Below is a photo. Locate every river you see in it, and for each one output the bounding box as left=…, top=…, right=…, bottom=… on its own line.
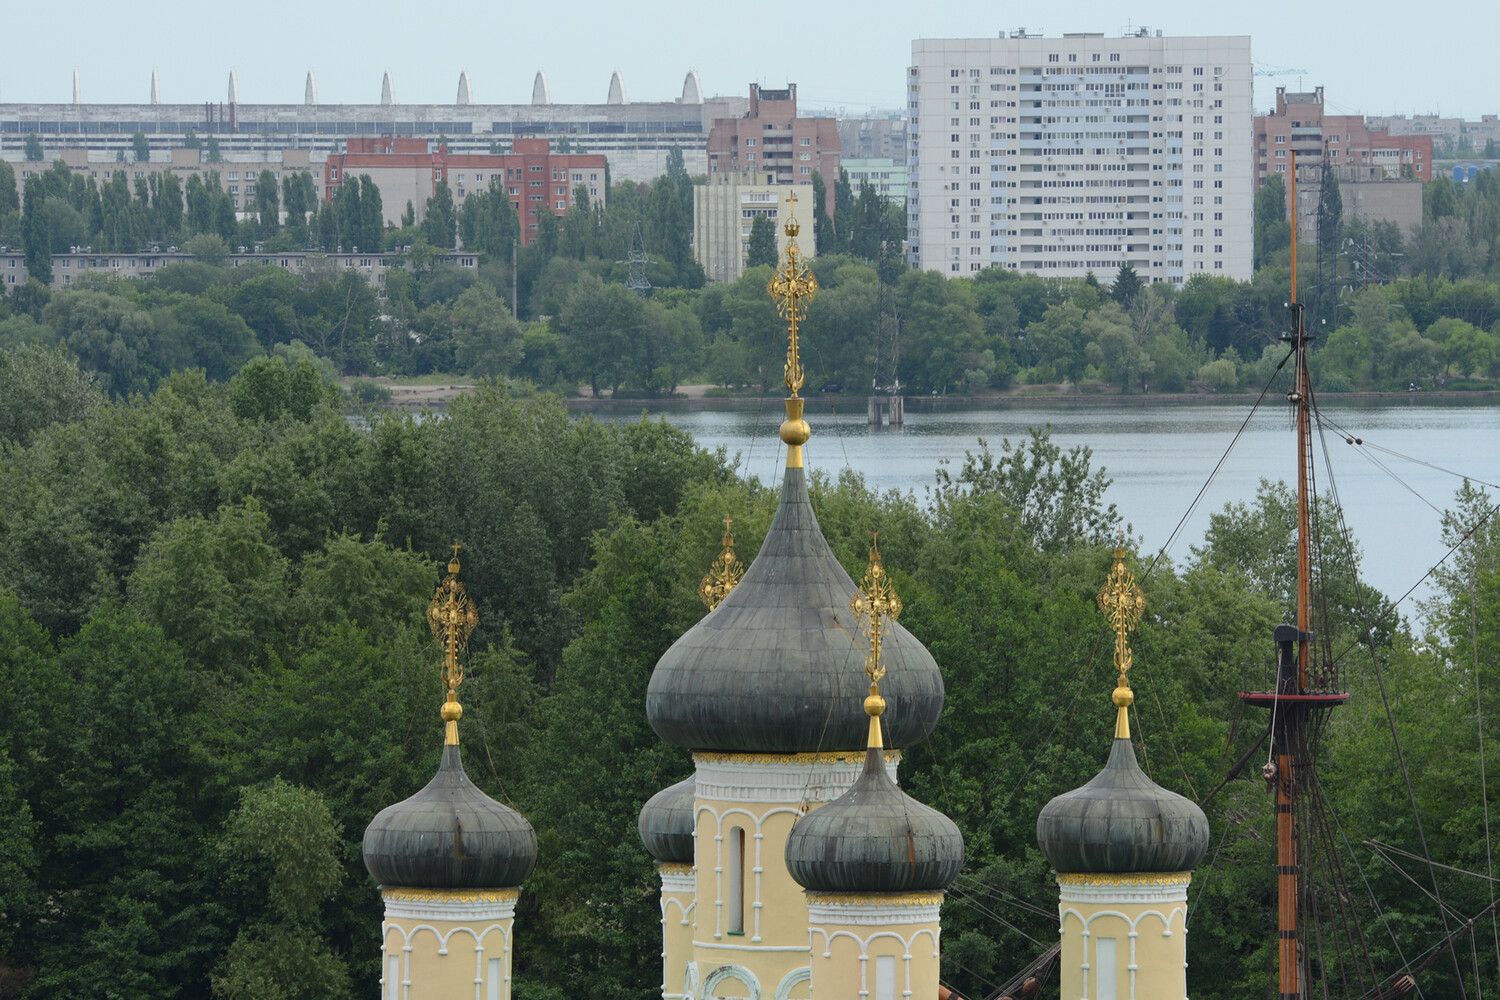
left=592, top=397, right=1500, bottom=618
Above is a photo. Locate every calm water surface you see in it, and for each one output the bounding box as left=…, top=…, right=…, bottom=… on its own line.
left=598, top=398, right=1500, bottom=615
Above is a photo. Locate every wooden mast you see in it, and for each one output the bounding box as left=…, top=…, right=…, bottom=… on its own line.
left=1240, top=150, right=1348, bottom=1000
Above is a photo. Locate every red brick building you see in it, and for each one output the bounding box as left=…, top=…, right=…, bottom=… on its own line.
left=325, top=137, right=606, bottom=244
left=706, top=84, right=841, bottom=217
left=1254, top=87, right=1433, bottom=188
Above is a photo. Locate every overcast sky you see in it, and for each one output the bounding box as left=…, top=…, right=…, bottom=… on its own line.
left=2, top=0, right=1489, bottom=120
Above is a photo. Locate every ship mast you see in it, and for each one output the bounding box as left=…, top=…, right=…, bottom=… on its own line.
left=1240, top=151, right=1349, bottom=1000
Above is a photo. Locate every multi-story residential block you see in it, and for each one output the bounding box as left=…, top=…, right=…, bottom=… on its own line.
left=907, top=30, right=1253, bottom=283
left=841, top=157, right=906, bottom=206
left=325, top=137, right=606, bottom=243
left=1255, top=87, right=1431, bottom=241
left=0, top=70, right=746, bottom=184
left=1364, top=113, right=1500, bottom=151
left=692, top=170, right=816, bottom=283
left=706, top=84, right=841, bottom=218
left=836, top=115, right=907, bottom=164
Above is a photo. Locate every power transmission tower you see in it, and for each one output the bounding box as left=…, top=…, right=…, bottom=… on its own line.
left=619, top=221, right=653, bottom=299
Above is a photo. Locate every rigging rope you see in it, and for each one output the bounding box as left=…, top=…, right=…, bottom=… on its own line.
left=1309, top=391, right=1471, bottom=998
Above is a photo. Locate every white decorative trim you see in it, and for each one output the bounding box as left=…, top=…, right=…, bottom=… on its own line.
left=809, top=926, right=940, bottom=960
left=383, top=894, right=517, bottom=922
left=808, top=898, right=942, bottom=927
left=693, top=754, right=900, bottom=804
left=702, top=963, right=762, bottom=1000
left=1057, top=879, right=1189, bottom=905
left=774, top=967, right=812, bottom=1000
left=380, top=921, right=513, bottom=1000
left=694, top=941, right=812, bottom=953
left=684, top=962, right=700, bottom=1000
left=661, top=868, right=697, bottom=894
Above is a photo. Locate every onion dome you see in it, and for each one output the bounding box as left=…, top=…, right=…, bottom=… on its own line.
left=786, top=736, right=963, bottom=892
left=1036, top=736, right=1208, bottom=874
left=646, top=228, right=943, bottom=753
left=1036, top=546, right=1208, bottom=874
left=638, top=776, right=695, bottom=864
left=364, top=744, right=537, bottom=888
left=362, top=546, right=537, bottom=889
left=786, top=540, right=963, bottom=892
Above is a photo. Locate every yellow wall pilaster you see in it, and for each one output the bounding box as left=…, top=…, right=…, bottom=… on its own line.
left=378, top=887, right=519, bottom=1000
left=1054, top=873, right=1191, bottom=1000
left=659, top=862, right=697, bottom=1000
left=806, top=893, right=943, bottom=1000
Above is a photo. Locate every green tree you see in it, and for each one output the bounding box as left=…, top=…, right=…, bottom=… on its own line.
left=24, top=133, right=43, bottom=162
left=21, top=175, right=51, bottom=285
left=421, top=178, right=456, bottom=249
left=255, top=169, right=279, bottom=238
left=131, top=131, right=150, bottom=163
left=746, top=214, right=778, bottom=269
left=1110, top=263, right=1143, bottom=306
left=0, top=161, right=18, bottom=216
left=1254, top=174, right=1291, bottom=269
left=0, top=343, right=101, bottom=445
left=211, top=779, right=352, bottom=1000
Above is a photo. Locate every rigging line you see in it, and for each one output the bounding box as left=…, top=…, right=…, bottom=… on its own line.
left=1309, top=768, right=1377, bottom=998
left=801, top=321, right=854, bottom=476
left=1367, top=842, right=1470, bottom=923
left=1324, top=795, right=1425, bottom=1000
left=1323, top=422, right=1447, bottom=517
left=949, top=874, right=1064, bottom=920
left=1312, top=399, right=1470, bottom=998
left=1199, top=723, right=1272, bottom=808
left=1467, top=550, right=1500, bottom=979
left=1139, top=347, right=1292, bottom=583
left=945, top=886, right=1049, bottom=948
left=1184, top=805, right=1235, bottom=927
left=1132, top=637, right=1198, bottom=798
left=958, top=627, right=1106, bottom=828
left=1316, top=415, right=1500, bottom=494
left=1327, top=497, right=1500, bottom=666
left=1363, top=840, right=1500, bottom=885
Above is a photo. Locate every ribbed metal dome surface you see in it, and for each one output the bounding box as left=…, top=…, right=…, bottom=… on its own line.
left=1036, top=737, right=1209, bottom=874
left=785, top=745, right=964, bottom=893
left=363, top=745, right=537, bottom=889
left=646, top=465, right=944, bottom=753
left=637, top=776, right=695, bottom=864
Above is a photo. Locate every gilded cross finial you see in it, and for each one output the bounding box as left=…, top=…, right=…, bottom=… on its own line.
left=1097, top=535, right=1144, bottom=739
left=698, top=516, right=745, bottom=611
left=428, top=541, right=479, bottom=745
left=850, top=533, right=902, bottom=749
left=769, top=190, right=817, bottom=468
left=768, top=191, right=817, bottom=399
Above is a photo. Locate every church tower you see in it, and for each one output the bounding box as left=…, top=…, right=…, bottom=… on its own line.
left=363, top=548, right=537, bottom=1000
left=640, top=199, right=947, bottom=1000
left=1036, top=547, right=1210, bottom=1000
left=785, top=539, right=964, bottom=1000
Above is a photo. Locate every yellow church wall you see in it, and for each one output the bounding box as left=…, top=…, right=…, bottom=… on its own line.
left=686, top=752, right=901, bottom=1000
left=806, top=894, right=942, bottom=1000
left=379, top=888, right=519, bottom=1000
left=1054, top=873, right=1191, bottom=1000
left=659, top=862, right=697, bottom=1000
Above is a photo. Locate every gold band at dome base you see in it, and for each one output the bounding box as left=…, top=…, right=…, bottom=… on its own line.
left=1055, top=872, right=1191, bottom=887
left=694, top=749, right=902, bottom=766
left=806, top=892, right=945, bottom=907
left=381, top=886, right=520, bottom=904
left=657, top=862, right=694, bottom=876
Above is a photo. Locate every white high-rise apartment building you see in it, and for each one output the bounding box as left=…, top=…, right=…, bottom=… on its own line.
left=907, top=31, right=1252, bottom=283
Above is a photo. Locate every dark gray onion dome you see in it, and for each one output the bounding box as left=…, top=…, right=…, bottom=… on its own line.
left=364, top=745, right=537, bottom=889
left=785, top=745, right=964, bottom=893
left=638, top=776, right=695, bottom=864
left=1036, top=737, right=1209, bottom=874
left=646, top=465, right=944, bottom=753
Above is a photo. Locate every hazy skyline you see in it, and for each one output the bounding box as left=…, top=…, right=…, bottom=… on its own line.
left=2, top=0, right=1490, bottom=120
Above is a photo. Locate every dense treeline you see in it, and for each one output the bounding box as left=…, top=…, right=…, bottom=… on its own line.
left=0, top=356, right=1496, bottom=998
left=4, top=158, right=1500, bottom=396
